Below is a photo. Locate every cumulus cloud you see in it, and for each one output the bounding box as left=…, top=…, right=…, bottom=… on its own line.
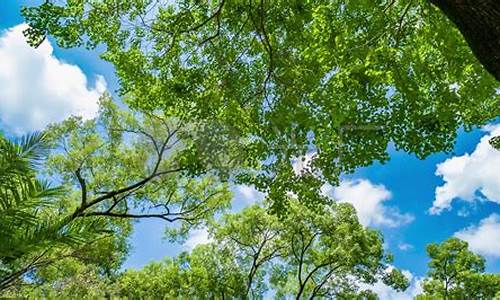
left=184, top=227, right=211, bottom=250
left=430, top=124, right=500, bottom=215
left=455, top=214, right=500, bottom=258
left=0, top=24, right=105, bottom=134
left=292, top=153, right=413, bottom=228
left=323, top=179, right=414, bottom=228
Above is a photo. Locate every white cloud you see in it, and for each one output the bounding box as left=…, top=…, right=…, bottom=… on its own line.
left=293, top=153, right=413, bottom=228
left=455, top=214, right=500, bottom=258
left=398, top=243, right=414, bottom=251
left=430, top=124, right=500, bottom=215
left=184, top=227, right=211, bottom=250
left=0, top=24, right=105, bottom=134
left=364, top=270, right=423, bottom=300
left=324, top=179, right=414, bottom=228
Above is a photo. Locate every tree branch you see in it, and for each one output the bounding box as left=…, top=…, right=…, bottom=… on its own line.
left=75, top=168, right=87, bottom=206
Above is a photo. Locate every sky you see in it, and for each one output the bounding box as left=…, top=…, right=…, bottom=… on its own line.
left=1, top=2, right=499, bottom=299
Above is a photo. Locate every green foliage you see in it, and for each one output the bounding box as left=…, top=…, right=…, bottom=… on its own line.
left=22, top=0, right=500, bottom=212
left=0, top=132, right=119, bottom=292
left=12, top=1, right=500, bottom=298
left=116, top=258, right=187, bottom=298
left=0, top=132, right=61, bottom=260
left=43, top=95, right=232, bottom=236
left=7, top=258, right=115, bottom=299
left=211, top=204, right=281, bottom=298
left=1, top=96, right=236, bottom=294
left=19, top=197, right=408, bottom=298
left=114, top=244, right=249, bottom=299
left=112, top=197, right=409, bottom=299
left=269, top=198, right=408, bottom=298
left=419, top=237, right=500, bottom=299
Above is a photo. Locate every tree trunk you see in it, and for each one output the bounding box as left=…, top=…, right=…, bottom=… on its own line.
left=430, top=0, right=500, bottom=81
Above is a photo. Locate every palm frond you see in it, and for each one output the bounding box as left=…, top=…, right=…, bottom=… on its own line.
left=15, top=131, right=50, bottom=166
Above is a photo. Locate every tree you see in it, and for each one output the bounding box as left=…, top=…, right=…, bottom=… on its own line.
left=268, top=198, right=408, bottom=299
left=211, top=204, right=282, bottom=298
left=21, top=0, right=500, bottom=211
left=1, top=95, right=238, bottom=293
left=0, top=132, right=60, bottom=263
left=0, top=132, right=119, bottom=292
left=418, top=237, right=500, bottom=299
left=112, top=243, right=249, bottom=299
left=5, top=258, right=115, bottom=299
left=43, top=95, right=232, bottom=232
left=428, top=1, right=500, bottom=150
left=18, top=196, right=409, bottom=298
left=84, top=197, right=408, bottom=299
left=429, top=0, right=500, bottom=81
left=115, top=256, right=188, bottom=298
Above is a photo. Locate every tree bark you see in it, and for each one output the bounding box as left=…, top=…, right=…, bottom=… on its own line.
left=430, top=0, right=500, bottom=81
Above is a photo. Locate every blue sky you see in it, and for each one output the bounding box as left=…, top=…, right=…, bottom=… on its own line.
left=1, top=2, right=499, bottom=298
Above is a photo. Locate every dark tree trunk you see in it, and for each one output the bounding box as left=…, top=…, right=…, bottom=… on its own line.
left=430, top=0, right=500, bottom=81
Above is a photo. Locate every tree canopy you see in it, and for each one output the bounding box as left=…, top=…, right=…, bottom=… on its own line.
left=8, top=197, right=410, bottom=299
left=1, top=0, right=499, bottom=298
left=0, top=97, right=235, bottom=291
left=0, top=132, right=125, bottom=291
left=44, top=95, right=232, bottom=230
left=21, top=0, right=500, bottom=212
left=417, top=237, right=500, bottom=299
